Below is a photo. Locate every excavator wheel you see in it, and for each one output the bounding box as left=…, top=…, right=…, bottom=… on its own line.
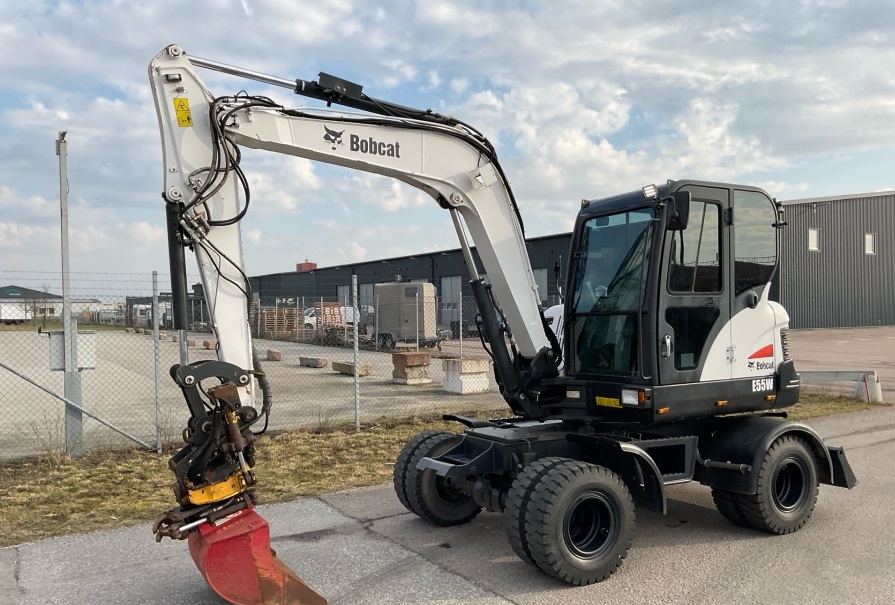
left=515, top=459, right=635, bottom=585
left=188, top=505, right=327, bottom=605
left=712, top=435, right=819, bottom=535
left=393, top=431, right=481, bottom=526
left=504, top=457, right=570, bottom=565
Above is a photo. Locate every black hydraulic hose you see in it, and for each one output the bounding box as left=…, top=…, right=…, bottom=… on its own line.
left=470, top=278, right=519, bottom=396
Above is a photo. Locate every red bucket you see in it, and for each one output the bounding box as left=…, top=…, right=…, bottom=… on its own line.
left=188, top=506, right=327, bottom=605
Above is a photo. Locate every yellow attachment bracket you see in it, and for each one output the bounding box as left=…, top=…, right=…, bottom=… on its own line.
left=186, top=472, right=250, bottom=506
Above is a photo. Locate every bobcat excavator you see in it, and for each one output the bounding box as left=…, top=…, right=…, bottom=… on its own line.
left=148, top=44, right=856, bottom=605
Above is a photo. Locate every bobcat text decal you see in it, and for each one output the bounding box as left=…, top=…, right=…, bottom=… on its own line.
left=747, top=343, right=775, bottom=372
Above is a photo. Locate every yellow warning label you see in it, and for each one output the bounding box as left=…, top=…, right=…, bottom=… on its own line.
left=596, top=396, right=621, bottom=408
left=173, top=97, right=192, bottom=127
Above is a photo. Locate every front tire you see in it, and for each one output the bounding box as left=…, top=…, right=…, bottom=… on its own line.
left=518, top=459, right=635, bottom=585
left=714, top=435, right=819, bottom=535
left=393, top=431, right=481, bottom=526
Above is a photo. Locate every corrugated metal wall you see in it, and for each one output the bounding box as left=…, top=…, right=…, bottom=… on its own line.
left=779, top=193, right=895, bottom=328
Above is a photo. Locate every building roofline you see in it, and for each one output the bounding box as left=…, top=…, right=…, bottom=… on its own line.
left=781, top=190, right=895, bottom=206
left=251, top=231, right=574, bottom=280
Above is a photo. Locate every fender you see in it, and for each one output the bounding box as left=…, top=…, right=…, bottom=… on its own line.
left=698, top=415, right=855, bottom=494
left=617, top=442, right=667, bottom=514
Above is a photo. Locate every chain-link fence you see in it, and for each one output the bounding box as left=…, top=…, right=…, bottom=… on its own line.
left=0, top=274, right=515, bottom=461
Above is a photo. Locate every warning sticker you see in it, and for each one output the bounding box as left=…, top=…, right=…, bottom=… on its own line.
left=173, top=97, right=192, bottom=127
left=595, top=396, right=621, bottom=408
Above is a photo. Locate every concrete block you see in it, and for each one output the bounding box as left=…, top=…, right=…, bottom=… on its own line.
left=393, top=364, right=431, bottom=385
left=300, top=356, right=329, bottom=368
left=442, top=358, right=490, bottom=375
left=392, top=351, right=431, bottom=372
left=332, top=360, right=372, bottom=377
left=442, top=358, right=491, bottom=394
left=203, top=339, right=216, bottom=350
left=136, top=328, right=144, bottom=334
left=125, top=328, right=134, bottom=333
left=392, top=351, right=431, bottom=384
left=443, top=371, right=491, bottom=394
left=171, top=334, right=179, bottom=342
left=186, top=339, right=197, bottom=347
left=267, top=349, right=282, bottom=362
left=158, top=333, right=168, bottom=341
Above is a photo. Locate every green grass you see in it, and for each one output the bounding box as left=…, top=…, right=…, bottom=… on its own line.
left=0, top=394, right=885, bottom=547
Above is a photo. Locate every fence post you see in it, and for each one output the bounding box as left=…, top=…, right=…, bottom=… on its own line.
left=153, top=271, right=162, bottom=453
left=352, top=275, right=360, bottom=431
left=58, top=131, right=83, bottom=457
left=416, top=291, right=420, bottom=351
left=374, top=294, right=380, bottom=351
left=459, top=294, right=464, bottom=359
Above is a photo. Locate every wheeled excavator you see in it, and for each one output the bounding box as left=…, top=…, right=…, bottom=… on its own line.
left=149, top=44, right=856, bottom=605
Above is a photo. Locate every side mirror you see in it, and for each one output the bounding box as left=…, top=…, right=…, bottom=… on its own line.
left=666, top=190, right=690, bottom=231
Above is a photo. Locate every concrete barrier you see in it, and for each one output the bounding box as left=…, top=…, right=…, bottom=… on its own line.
left=186, top=339, right=197, bottom=347
left=267, top=349, right=282, bottom=361
left=202, top=340, right=216, bottom=350
left=299, top=356, right=328, bottom=368
left=332, top=360, right=372, bottom=377
left=392, top=351, right=431, bottom=385
left=800, top=370, right=883, bottom=402
left=442, top=358, right=491, bottom=394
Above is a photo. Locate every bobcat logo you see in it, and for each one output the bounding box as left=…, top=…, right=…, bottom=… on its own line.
left=747, top=360, right=755, bottom=369
left=323, top=126, right=344, bottom=150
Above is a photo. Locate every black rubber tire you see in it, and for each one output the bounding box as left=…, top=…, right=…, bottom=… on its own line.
left=393, top=430, right=444, bottom=514
left=504, top=457, right=569, bottom=565
left=379, top=334, right=395, bottom=349
left=522, top=460, right=635, bottom=585
left=711, top=488, right=752, bottom=528
left=394, top=431, right=481, bottom=526
left=717, top=435, right=819, bottom=535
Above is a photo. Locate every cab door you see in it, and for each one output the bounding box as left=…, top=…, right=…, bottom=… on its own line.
left=657, top=184, right=731, bottom=385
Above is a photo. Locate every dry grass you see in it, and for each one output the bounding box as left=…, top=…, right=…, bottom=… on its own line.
left=0, top=394, right=885, bottom=547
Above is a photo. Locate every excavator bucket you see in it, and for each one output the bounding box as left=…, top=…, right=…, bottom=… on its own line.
left=188, top=506, right=327, bottom=605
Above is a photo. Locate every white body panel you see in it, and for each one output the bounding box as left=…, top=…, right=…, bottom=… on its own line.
left=699, top=288, right=788, bottom=382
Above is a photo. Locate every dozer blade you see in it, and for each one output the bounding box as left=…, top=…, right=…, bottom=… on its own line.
left=188, top=506, right=327, bottom=605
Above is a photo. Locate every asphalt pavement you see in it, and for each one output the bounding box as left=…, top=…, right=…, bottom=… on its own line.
left=3, top=404, right=894, bottom=605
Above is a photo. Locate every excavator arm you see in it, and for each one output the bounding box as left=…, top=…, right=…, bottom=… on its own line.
left=147, top=44, right=560, bottom=605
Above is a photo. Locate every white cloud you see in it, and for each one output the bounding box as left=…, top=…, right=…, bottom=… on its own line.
left=1, top=0, right=894, bottom=288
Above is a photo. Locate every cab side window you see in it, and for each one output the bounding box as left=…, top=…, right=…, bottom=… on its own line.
left=733, top=190, right=777, bottom=294
left=668, top=201, right=721, bottom=293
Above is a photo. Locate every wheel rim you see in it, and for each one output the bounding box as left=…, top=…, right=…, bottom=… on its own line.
left=433, top=475, right=468, bottom=504
left=772, top=456, right=809, bottom=512
left=562, top=489, right=620, bottom=559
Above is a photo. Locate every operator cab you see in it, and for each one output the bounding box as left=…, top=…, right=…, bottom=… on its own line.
left=560, top=180, right=797, bottom=424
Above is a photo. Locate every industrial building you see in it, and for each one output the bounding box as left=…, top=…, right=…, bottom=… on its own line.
left=245, top=190, right=894, bottom=331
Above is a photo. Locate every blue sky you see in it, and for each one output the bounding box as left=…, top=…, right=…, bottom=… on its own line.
left=1, top=0, right=894, bottom=295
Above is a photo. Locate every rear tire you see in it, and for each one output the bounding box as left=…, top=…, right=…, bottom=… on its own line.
left=393, top=431, right=481, bottom=526
left=714, top=435, right=819, bottom=535
left=393, top=431, right=443, bottom=513
left=521, top=459, right=635, bottom=585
